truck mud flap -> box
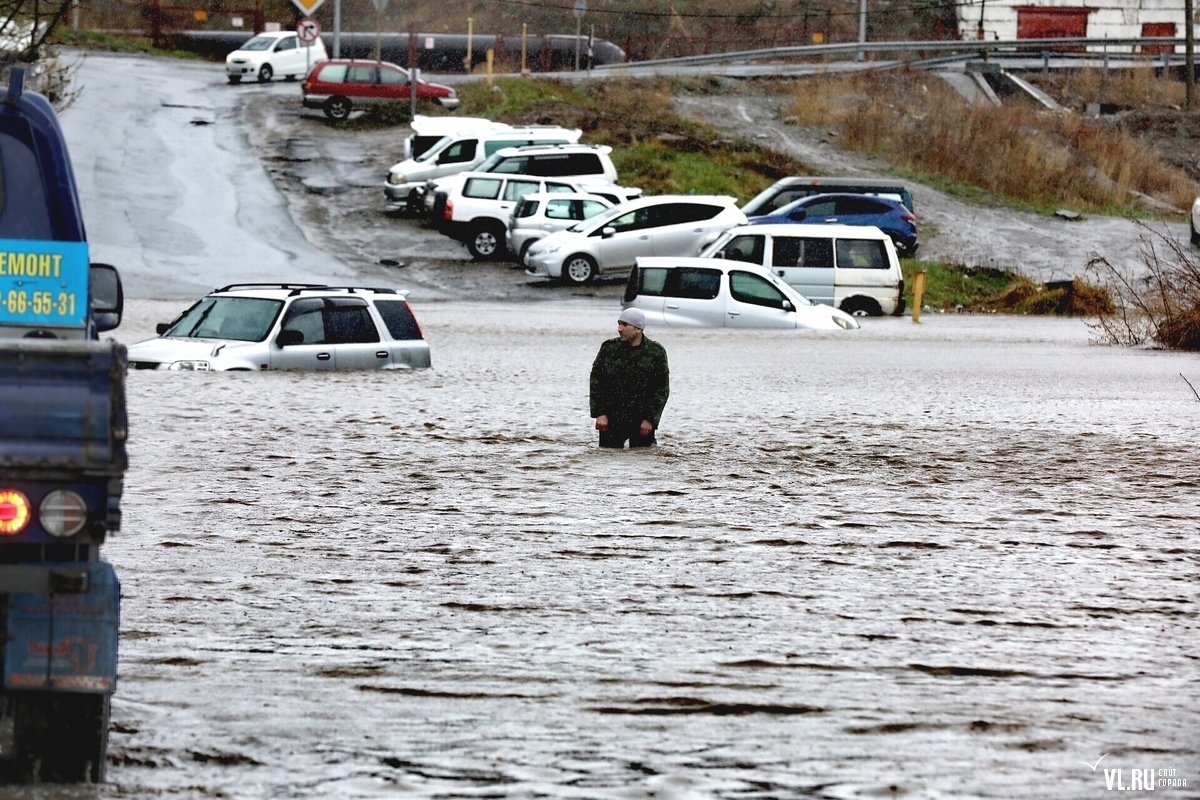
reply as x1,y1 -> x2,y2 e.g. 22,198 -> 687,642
4,562 -> 118,693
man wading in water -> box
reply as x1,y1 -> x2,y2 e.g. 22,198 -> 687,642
589,308 -> 670,448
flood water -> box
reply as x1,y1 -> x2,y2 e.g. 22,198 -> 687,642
38,302 -> 1191,799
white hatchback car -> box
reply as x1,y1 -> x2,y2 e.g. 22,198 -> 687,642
524,195 -> 747,285
624,258 -> 859,330
225,31 -> 328,84
127,284 -> 431,371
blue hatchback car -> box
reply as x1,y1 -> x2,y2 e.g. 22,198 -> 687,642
747,193 -> 918,255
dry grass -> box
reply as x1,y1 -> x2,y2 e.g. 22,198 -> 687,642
1037,65 -> 1188,108
790,70 -> 1199,215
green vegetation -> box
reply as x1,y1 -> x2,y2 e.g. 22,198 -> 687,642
903,260 -> 1113,315
52,30 -> 204,59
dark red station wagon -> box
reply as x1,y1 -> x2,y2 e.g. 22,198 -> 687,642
301,59 -> 460,120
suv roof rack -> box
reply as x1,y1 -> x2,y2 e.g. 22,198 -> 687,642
217,283 -> 328,292
286,286 -> 399,297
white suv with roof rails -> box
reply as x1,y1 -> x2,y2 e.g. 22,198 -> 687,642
422,143 -> 619,217
126,284 -> 431,371
437,173 -> 641,260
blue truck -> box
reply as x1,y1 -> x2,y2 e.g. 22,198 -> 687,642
0,66 -> 125,782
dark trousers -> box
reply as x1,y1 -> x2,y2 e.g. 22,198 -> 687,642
599,422 -> 656,449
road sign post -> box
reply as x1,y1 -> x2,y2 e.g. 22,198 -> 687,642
573,0 -> 586,70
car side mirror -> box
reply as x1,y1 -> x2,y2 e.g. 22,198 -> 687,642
713,251 -> 725,259
782,300 -> 794,311
601,226 -> 616,238
789,209 -> 807,221
90,263 -> 123,332
276,329 -> 304,347
156,323 -> 170,335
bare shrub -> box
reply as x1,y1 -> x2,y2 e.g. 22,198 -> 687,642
1087,223 -> 1200,349
1038,66 -> 1187,109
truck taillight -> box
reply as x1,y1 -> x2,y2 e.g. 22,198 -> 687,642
40,490 -> 88,537
0,490 -> 31,535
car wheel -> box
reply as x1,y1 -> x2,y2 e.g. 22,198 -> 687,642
518,239 -> 535,265
227,75 -> 242,85
841,297 -> 882,317
257,64 -> 273,82
562,254 -> 598,285
467,224 -> 505,260
1191,218 -> 1199,246
324,96 -> 352,121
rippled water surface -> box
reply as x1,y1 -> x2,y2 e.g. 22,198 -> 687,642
51,303 -> 1200,799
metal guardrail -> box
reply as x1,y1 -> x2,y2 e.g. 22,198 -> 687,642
597,37 -> 1190,70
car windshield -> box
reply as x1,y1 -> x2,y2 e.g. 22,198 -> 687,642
164,296 -> 284,342
569,203 -> 629,232
414,136 -> 453,163
238,36 -> 276,51
475,152 -> 508,172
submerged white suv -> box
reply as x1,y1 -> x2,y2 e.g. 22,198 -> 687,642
127,284 -> 431,371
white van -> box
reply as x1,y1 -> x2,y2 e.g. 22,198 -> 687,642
225,31 -> 327,84
699,223 -> 906,316
383,126 -> 582,211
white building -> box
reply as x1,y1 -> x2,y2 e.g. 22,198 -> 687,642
956,0 -> 1194,53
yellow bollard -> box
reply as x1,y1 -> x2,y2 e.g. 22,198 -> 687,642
486,48 -> 494,85
912,271 -> 926,323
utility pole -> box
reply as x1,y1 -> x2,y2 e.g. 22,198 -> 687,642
856,0 -> 867,61
1187,0 -> 1195,109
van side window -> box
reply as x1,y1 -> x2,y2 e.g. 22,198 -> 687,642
346,65 -> 378,84
719,235 -> 764,264
665,268 -> 721,300
729,271 -> 789,310
316,63 -> 347,83
439,140 -> 477,164
379,67 -> 408,86
777,237 -> 834,269
836,239 -> 889,269
633,267 -> 669,298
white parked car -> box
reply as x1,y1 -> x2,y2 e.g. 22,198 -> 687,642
524,195 -> 747,285
423,143 -> 620,217
624,257 -> 860,330
127,284 -> 431,371
383,126 -> 581,211
507,192 -> 614,264
700,223 -> 906,316
225,31 -> 327,84
437,174 -> 639,260
1191,196 -> 1199,246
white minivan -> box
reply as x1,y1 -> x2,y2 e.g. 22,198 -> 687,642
225,31 -> 327,84
383,126 -> 582,211
699,223 -> 906,316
